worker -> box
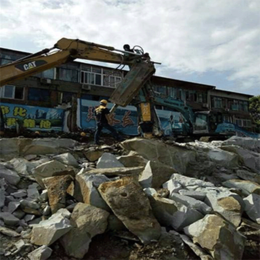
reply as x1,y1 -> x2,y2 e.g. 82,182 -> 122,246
94,99 -> 120,145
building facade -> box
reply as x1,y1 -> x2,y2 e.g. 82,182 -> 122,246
0,47 -> 254,133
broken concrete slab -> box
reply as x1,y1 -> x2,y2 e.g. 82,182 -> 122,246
33,160 -> 75,188
200,188 -> 243,227
236,169 -> 260,184
31,208 -> 72,246
0,212 -> 20,226
144,188 -> 203,231
84,148 -> 104,162
0,164 -> 21,185
99,176 -> 161,244
207,148 -> 239,168
0,226 -> 20,237
21,138 -> 79,156
166,173 -> 215,190
139,160 -> 176,189
97,152 -> 124,168
180,234 -> 213,260
78,166 -> 144,178
117,151 -> 148,167
0,188 -> 5,208
60,203 -> 109,259
221,145 -> 260,173
28,245 -> 53,260
0,138 -> 20,160
178,189 -> 206,201
169,193 -> 212,215
53,152 -> 79,167
43,175 -> 74,213
222,136 -> 260,153
162,179 -> 183,195
121,138 -> 197,175
222,179 -> 260,196
184,214 -> 246,260
243,194 -> 260,224
7,201 -> 20,213
75,173 -> 110,211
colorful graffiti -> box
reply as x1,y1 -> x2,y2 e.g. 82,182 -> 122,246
0,102 -> 64,131
79,99 -> 184,136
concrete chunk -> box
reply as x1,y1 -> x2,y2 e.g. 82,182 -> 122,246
99,176 -> 161,244
97,152 -> 124,168
76,173 -> 110,211
243,194 -> 260,224
60,203 -> 109,259
184,214 -> 246,260
28,245 -> 53,260
31,209 -> 72,246
144,191 -> 203,231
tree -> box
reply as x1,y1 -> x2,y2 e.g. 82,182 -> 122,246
249,95 -> 260,132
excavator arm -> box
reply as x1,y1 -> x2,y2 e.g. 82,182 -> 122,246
0,38 -> 154,87
0,37 -> 159,137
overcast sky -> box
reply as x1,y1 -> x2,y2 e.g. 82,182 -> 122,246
0,0 -> 259,96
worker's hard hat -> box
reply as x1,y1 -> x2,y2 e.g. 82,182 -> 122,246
100,99 -> 108,105
80,132 -> 86,137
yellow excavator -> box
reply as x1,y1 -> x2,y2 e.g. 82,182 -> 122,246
0,38 -> 161,136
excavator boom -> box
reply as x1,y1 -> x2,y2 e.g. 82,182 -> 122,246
0,37 -> 159,137
0,38 -> 151,87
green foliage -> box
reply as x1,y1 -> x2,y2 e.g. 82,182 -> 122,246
249,95 -> 260,132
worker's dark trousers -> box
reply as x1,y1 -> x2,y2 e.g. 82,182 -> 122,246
94,123 -> 119,144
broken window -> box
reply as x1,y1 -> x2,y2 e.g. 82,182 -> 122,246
1,85 -> 24,100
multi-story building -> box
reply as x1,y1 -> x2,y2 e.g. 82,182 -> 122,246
0,47 -> 254,133
209,89 -> 253,130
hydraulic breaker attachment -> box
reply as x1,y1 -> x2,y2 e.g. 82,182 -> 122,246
109,62 -> 155,107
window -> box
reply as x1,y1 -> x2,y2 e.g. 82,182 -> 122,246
1,85 -> 24,99
167,87 -> 180,99
186,91 -> 197,102
197,93 -> 207,103
58,62 -> 79,82
231,100 -> 238,111
223,115 -> 232,123
243,120 -> 251,127
152,85 -> 167,97
59,68 -> 78,82
0,54 -> 12,65
103,75 -> 121,88
81,71 -> 102,86
239,101 -> 248,112
0,52 -> 25,65
80,66 -> 122,88
28,88 -> 50,102
212,97 -> 223,108
235,118 -> 242,126
42,69 -> 55,79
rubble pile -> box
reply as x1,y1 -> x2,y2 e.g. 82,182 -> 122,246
0,136 -> 259,260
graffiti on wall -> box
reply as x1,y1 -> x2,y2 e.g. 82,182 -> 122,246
79,99 -> 184,136
0,102 -> 64,131
80,99 -> 139,135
